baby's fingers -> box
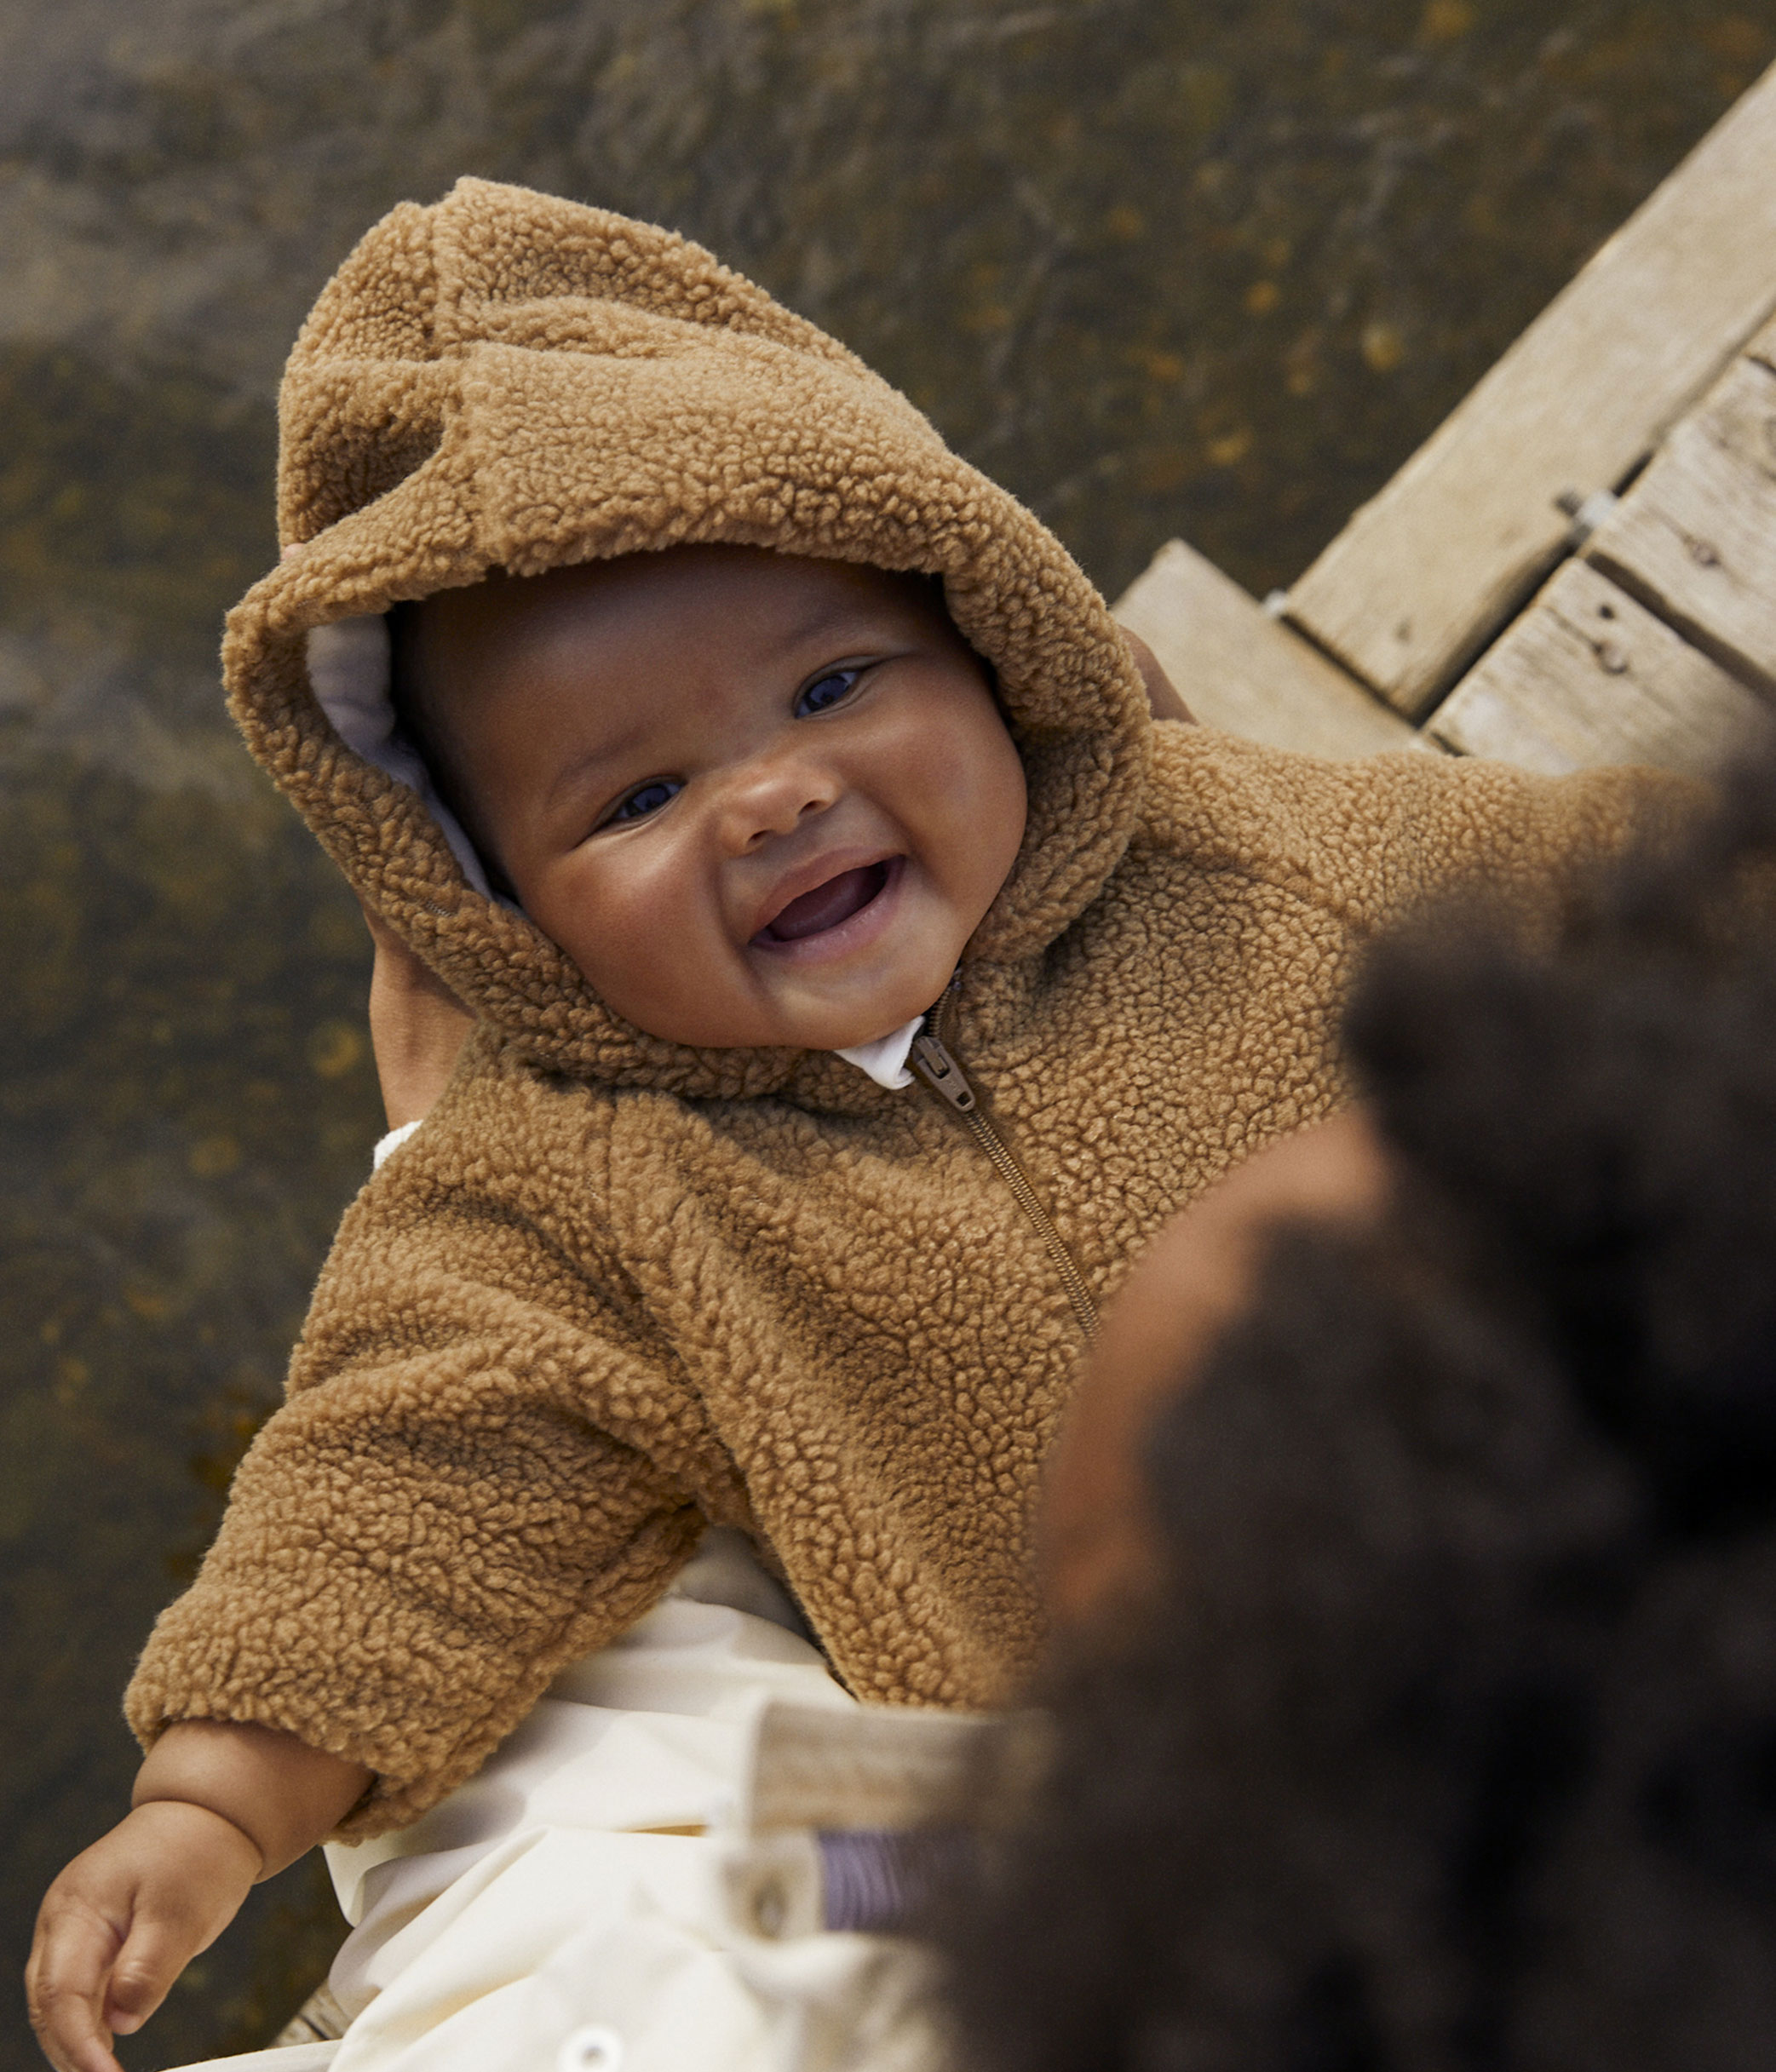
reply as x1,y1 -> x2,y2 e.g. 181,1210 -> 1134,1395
28,1802 -> 261,2072
101,1828 -> 258,2038
103,1907 -> 204,2035
26,1889 -> 127,2072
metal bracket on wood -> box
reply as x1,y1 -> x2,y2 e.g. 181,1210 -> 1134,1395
1555,487 -> 1621,549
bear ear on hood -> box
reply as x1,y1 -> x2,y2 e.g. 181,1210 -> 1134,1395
224,176 -> 1153,1093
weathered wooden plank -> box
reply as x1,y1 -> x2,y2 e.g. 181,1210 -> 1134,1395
1283,61 -> 1776,720
1113,538 -> 1414,760
1742,306 -> 1776,373
1585,355 -> 1776,692
1427,560 -> 1764,776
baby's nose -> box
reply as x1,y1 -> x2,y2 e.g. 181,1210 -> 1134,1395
721,750 -> 841,851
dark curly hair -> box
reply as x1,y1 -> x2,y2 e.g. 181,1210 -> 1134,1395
933,752 -> 1776,2072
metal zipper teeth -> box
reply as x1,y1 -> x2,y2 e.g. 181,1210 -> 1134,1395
908,987 -> 1100,1341
957,1105 -> 1100,1340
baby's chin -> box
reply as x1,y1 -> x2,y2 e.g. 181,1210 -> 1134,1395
658,989 -> 937,1055
571,985 -> 921,1054
562,927 -> 957,1052
743,1002 -> 932,1053
766,970 -> 957,1053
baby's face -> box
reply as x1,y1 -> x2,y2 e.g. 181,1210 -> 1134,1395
407,546 -> 1027,1050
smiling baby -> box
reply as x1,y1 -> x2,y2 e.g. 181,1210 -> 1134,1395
388,547 -> 1026,1056
29,178 -> 1688,2072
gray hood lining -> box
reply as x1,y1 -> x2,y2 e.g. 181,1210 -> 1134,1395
306,616 -> 504,904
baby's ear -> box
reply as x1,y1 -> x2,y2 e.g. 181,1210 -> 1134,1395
1121,628 -> 1193,725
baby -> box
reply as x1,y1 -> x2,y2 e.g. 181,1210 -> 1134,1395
30,176 -> 1680,2072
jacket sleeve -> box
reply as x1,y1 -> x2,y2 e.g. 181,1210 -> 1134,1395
1350,748 -> 1702,930
1157,727 -> 1704,937
124,1104 -> 715,1839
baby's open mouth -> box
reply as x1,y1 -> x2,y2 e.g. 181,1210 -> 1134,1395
756,860 -> 894,944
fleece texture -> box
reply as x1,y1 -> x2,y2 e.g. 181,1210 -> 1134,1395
126,179 -> 1675,1835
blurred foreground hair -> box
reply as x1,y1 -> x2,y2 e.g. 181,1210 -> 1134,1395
935,749 -> 1776,2072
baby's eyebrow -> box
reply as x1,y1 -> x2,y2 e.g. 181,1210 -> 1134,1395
543,724 -> 645,812
778,595 -> 894,653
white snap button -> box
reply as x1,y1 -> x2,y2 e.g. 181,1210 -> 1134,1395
557,2023 -> 624,2072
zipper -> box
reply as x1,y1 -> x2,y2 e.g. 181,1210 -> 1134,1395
907,979 -> 1099,1340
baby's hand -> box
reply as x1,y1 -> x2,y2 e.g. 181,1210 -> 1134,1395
27,1719 -> 371,2072
27,1800 -> 261,2072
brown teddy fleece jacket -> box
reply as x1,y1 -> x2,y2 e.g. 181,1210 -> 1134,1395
125,179 -> 1675,1837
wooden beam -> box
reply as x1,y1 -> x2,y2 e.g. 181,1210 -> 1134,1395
1744,306 -> 1776,377
1283,61 -> 1776,720
1113,538 -> 1414,760
1585,354 -> 1776,692
1426,560 -> 1764,776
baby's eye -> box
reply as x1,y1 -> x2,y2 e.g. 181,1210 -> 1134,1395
607,778 -> 681,825
796,668 -> 862,716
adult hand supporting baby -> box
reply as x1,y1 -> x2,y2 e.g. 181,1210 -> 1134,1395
27,1721 -> 371,2072
1123,628 -> 1193,726
361,898 -> 474,1128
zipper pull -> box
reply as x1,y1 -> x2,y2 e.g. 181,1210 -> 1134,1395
908,1030 -> 978,1113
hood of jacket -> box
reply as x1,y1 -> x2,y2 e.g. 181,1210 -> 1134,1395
222,175 -> 1152,1097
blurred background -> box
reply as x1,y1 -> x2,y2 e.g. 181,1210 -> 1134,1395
2,2 -> 1770,2063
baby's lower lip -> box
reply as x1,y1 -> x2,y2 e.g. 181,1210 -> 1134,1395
753,860 -> 897,946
